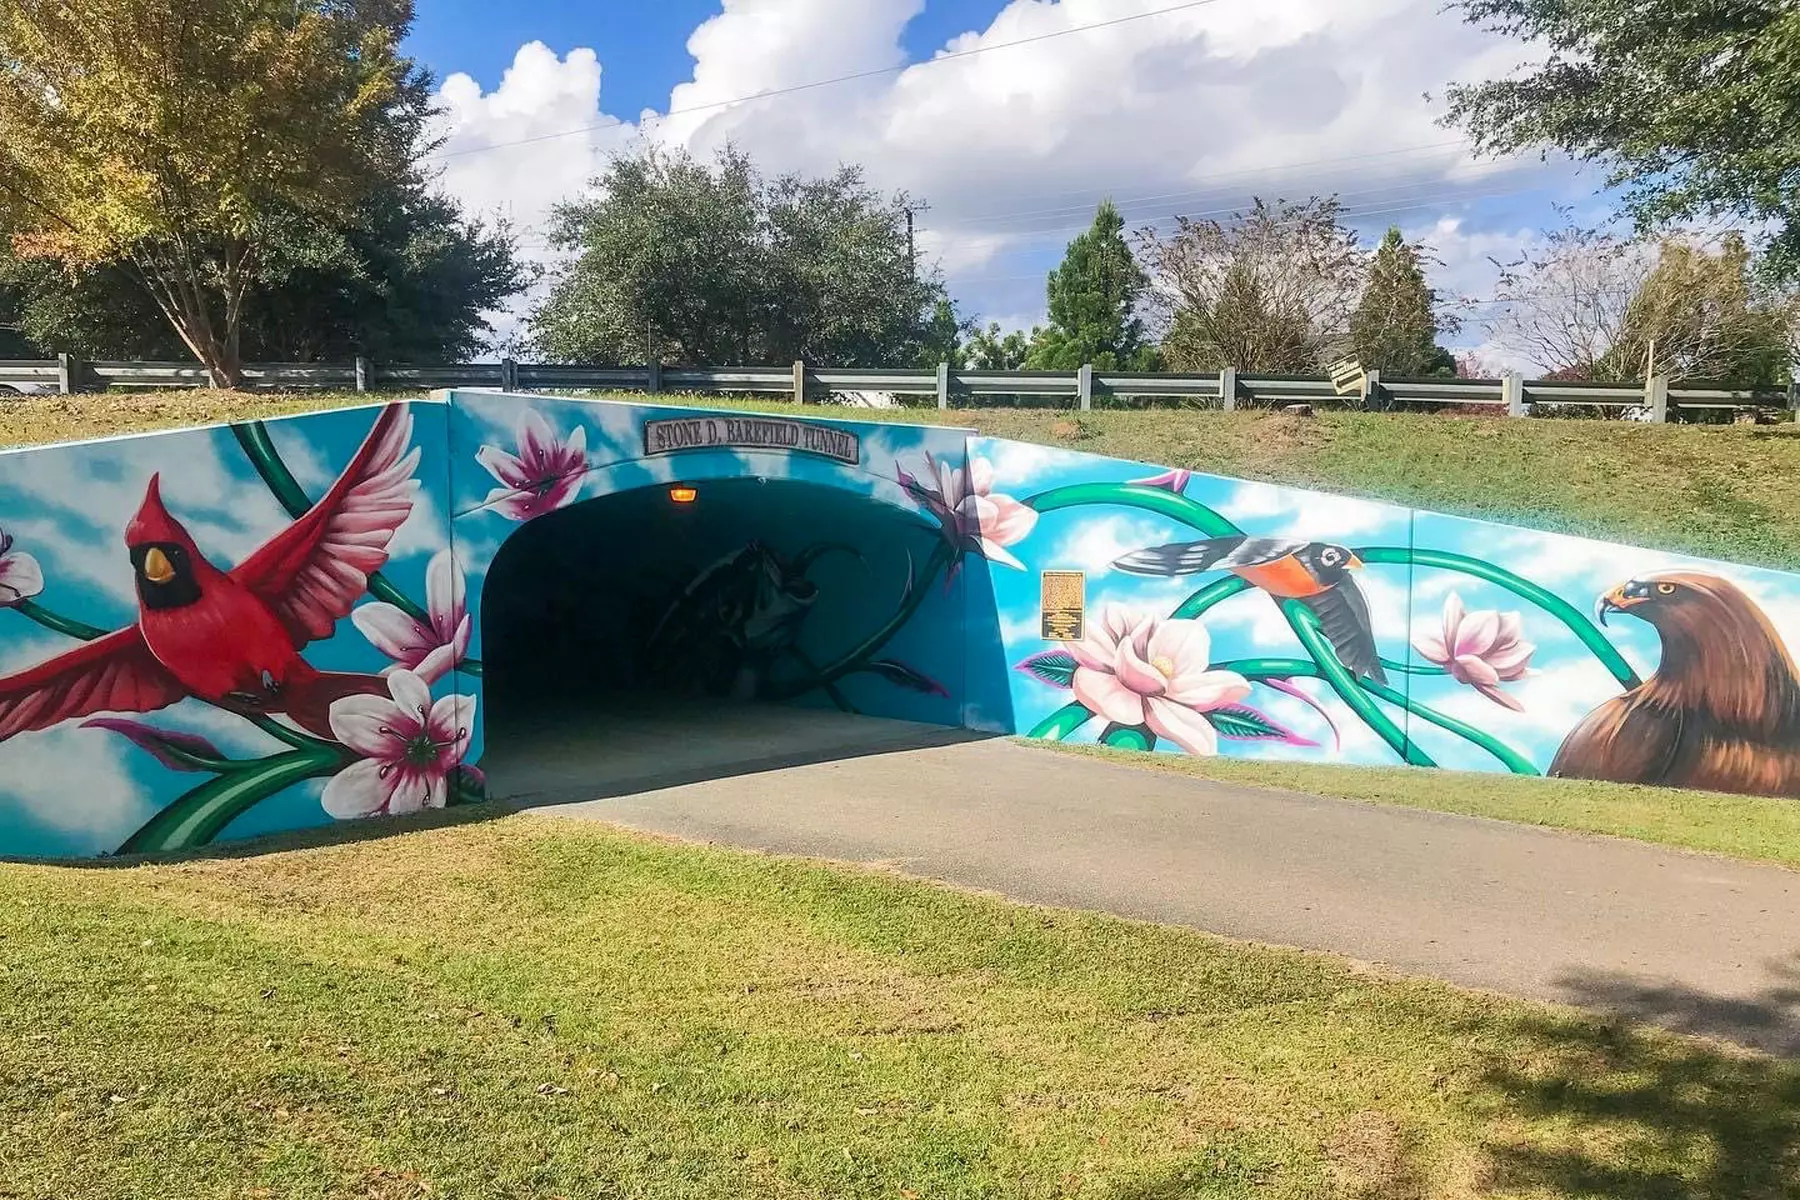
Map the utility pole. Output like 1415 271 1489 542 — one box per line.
903 200 930 281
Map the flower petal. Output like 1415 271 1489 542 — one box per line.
976 538 1027 570
387 669 432 715
1146 618 1213 681
0 551 43 606
1162 668 1252 711
1453 654 1502 687
352 603 428 665
1441 593 1466 656
1453 610 1501 658
968 456 995 497
425 550 466 635
475 445 529 489
322 758 394 820
1112 631 1168 699
1477 683 1525 712
1412 631 1450 665
1144 697 1221 756
1073 666 1148 727
328 694 406 758
428 691 477 763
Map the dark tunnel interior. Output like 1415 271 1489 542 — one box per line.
478 476 968 754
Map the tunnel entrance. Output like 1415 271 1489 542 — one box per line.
478 475 974 804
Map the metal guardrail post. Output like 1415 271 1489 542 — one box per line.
354 356 370 393
1076 363 1093 411
1502 373 1525 417
1362 368 1382 410
1647 375 1669 423
1218 366 1237 411
792 360 806 405
500 358 518 391
1787 380 1799 415
56 352 79 395
936 361 950 410
646 359 662 394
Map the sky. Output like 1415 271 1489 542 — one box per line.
403 0 1614 366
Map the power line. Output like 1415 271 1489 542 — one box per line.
428 0 1230 162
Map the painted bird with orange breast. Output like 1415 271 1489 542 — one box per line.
1114 535 1385 683
1551 571 1800 797
0 404 419 741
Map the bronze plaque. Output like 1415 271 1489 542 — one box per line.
1040 571 1086 641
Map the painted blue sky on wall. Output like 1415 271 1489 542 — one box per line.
969 437 1800 775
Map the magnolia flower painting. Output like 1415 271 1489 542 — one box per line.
1018 606 1315 756
477 410 589 521
1067 607 1252 754
898 453 1038 570
1414 593 1537 710
323 670 476 819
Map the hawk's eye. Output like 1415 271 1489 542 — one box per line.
1656 582 1677 596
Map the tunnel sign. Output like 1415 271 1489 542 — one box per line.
642 416 862 466
1040 571 1086 641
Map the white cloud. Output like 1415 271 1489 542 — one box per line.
424 1 1578 332
0 723 150 845
1220 480 1405 542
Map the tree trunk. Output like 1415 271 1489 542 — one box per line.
127 243 247 389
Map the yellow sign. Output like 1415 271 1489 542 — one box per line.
1327 356 1367 397
1040 571 1086 641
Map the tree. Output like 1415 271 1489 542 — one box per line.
532 147 951 367
1443 1 1800 279
1485 221 1796 383
965 322 1035 370
1350 228 1458 376
1025 201 1158 370
1140 197 1365 371
0 179 527 364
0 0 423 385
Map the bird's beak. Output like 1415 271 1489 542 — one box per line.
1595 585 1638 627
1346 553 1365 570
142 547 175 584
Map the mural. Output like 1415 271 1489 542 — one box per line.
0 390 1791 861
978 439 1800 795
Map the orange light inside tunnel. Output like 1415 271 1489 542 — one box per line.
669 485 699 504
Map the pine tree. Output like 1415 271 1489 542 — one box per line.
1350 228 1456 376
1026 201 1159 370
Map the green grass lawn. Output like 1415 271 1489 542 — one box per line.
1046 744 1800 872
3 812 1796 1200
2 389 1796 569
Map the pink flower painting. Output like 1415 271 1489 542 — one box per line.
323 671 475 819
1413 592 1537 710
0 526 43 608
352 550 470 684
1070 606 1252 755
898 453 1038 569
477 410 588 521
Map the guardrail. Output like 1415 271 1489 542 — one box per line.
2 354 1795 422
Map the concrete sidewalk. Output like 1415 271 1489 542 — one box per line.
523 730 1800 1055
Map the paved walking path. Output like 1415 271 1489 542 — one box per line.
509 715 1800 1054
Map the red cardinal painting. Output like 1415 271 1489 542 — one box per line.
0 404 419 740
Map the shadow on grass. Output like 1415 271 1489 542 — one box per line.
1478 966 1800 1198
22 799 519 871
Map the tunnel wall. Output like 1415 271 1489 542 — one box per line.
0 392 1793 860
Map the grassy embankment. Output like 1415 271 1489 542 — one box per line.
3 812 1796 1199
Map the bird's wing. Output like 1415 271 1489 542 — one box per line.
1113 535 1248 576
1297 581 1387 683
1214 537 1308 569
232 404 421 646
0 625 185 740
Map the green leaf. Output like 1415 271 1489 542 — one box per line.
1100 724 1155 752
1015 650 1079 688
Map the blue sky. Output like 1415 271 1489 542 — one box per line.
417 1 1611 367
